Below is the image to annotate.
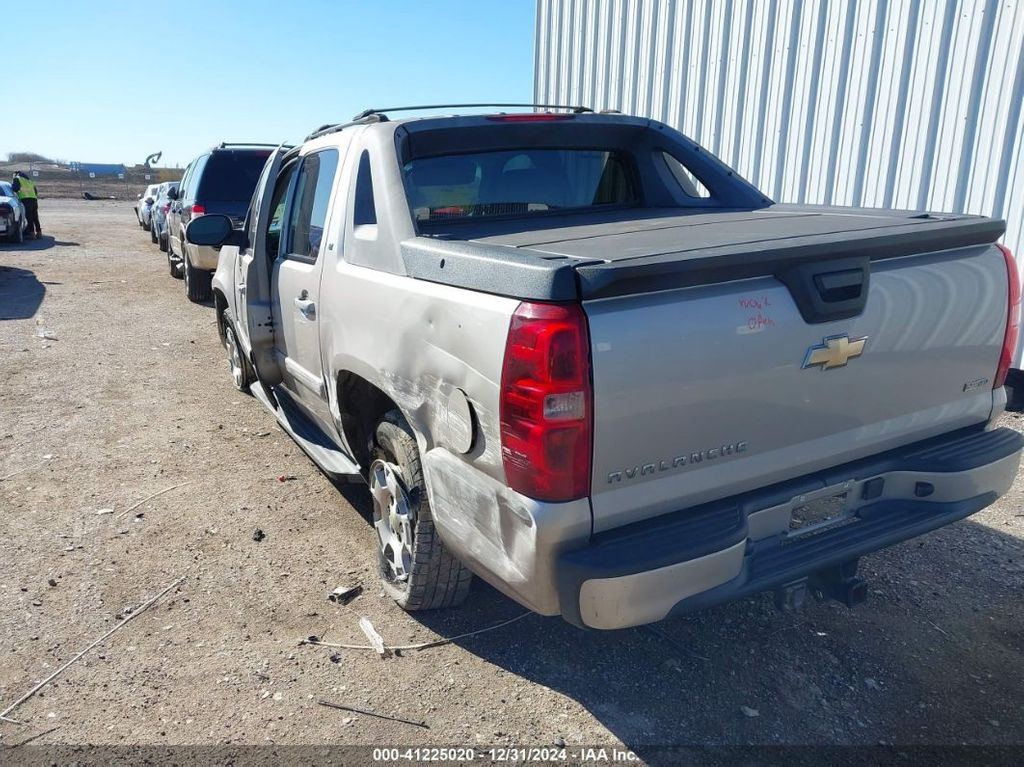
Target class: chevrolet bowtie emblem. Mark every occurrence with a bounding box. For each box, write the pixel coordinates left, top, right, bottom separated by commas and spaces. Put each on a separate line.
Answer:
802, 334, 867, 370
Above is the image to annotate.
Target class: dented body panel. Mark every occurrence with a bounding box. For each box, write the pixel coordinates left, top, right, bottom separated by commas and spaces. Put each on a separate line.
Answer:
208, 112, 1021, 630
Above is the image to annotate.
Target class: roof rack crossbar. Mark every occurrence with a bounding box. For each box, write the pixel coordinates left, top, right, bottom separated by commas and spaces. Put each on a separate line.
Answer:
351, 103, 593, 120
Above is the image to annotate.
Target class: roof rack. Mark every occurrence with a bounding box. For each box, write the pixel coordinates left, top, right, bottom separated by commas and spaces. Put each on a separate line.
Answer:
303, 113, 387, 143
215, 142, 285, 149
351, 103, 594, 121
303, 103, 596, 145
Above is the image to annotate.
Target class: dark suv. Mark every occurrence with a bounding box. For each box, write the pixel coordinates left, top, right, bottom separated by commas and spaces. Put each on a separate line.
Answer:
167, 144, 273, 301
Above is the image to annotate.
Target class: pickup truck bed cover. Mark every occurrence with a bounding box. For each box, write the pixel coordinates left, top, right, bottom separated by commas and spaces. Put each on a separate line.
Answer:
402, 206, 1005, 301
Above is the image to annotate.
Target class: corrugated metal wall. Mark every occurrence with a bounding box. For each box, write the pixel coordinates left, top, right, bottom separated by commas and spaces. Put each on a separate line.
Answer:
534, 0, 1024, 264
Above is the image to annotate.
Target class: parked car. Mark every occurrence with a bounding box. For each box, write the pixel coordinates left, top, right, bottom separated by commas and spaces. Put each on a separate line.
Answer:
0, 180, 26, 243
135, 183, 160, 228
188, 108, 1022, 630
150, 181, 179, 250
167, 144, 274, 301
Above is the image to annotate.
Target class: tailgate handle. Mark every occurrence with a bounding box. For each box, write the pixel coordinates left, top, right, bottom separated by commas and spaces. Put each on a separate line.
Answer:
814, 269, 864, 303
776, 256, 870, 325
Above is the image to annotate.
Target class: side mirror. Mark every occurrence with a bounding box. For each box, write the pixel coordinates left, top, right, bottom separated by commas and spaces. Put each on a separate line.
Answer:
186, 214, 244, 248
137, 193, 143, 200
145, 197, 155, 205
167, 188, 178, 201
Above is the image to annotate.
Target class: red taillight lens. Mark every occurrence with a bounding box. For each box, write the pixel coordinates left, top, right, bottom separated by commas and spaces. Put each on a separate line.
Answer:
162, 203, 170, 214
486, 113, 575, 122
191, 203, 206, 216
995, 244, 1020, 389
500, 302, 592, 502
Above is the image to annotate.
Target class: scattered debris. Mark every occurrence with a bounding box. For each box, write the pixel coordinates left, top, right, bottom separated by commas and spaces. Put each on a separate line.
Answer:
328, 585, 362, 605
252, 528, 266, 542
35, 330, 58, 341
865, 677, 881, 690
317, 700, 428, 729
740, 705, 760, 718
554, 736, 566, 747
47, 579, 57, 588
95, 508, 114, 516
277, 475, 297, 483
359, 617, 389, 658
299, 611, 532, 654
0, 457, 52, 483
0, 576, 185, 724
113, 481, 193, 520
927, 620, 951, 638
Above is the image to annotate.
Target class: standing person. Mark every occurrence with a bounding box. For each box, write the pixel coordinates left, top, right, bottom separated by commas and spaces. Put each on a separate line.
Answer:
12, 171, 41, 239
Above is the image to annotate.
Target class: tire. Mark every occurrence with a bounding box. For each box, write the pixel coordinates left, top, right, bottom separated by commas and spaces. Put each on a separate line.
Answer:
150, 220, 158, 244
158, 232, 168, 253
370, 410, 472, 610
9, 216, 24, 244
183, 252, 212, 302
167, 232, 183, 278
223, 319, 255, 392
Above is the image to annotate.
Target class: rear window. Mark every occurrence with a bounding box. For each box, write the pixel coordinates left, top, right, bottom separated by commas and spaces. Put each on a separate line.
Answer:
403, 148, 636, 221
197, 150, 271, 202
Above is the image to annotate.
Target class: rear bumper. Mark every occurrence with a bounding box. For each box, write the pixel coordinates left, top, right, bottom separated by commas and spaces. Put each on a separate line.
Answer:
189, 244, 220, 271
558, 426, 1023, 629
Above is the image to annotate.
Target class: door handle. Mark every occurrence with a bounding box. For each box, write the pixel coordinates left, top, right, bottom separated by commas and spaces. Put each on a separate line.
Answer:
294, 294, 316, 320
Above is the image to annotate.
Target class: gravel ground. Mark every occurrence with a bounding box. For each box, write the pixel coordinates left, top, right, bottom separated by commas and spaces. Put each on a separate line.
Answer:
1, 200, 1023, 760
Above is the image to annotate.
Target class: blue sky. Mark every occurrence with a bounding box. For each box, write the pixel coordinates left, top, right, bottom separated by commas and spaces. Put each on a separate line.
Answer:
6, 0, 536, 168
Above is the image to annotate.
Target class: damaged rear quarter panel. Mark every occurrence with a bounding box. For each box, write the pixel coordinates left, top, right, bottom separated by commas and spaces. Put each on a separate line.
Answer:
318, 261, 592, 609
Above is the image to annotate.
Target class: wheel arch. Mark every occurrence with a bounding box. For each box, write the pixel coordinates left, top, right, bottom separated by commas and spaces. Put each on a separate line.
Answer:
213, 289, 229, 344
335, 370, 405, 475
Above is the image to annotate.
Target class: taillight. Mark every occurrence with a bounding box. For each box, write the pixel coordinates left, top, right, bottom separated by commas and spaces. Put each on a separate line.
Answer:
499, 302, 592, 502
162, 203, 170, 214
191, 204, 206, 216
995, 244, 1020, 389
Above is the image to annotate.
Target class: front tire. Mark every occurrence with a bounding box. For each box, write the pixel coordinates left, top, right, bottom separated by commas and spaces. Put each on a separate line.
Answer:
150, 220, 158, 244
370, 411, 472, 611
167, 233, 183, 278
9, 217, 24, 244
223, 320, 255, 392
183, 252, 212, 302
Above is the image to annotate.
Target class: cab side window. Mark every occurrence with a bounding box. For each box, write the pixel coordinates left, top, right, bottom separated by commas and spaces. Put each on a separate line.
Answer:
186, 155, 209, 200
244, 158, 276, 247
177, 164, 193, 199
284, 149, 339, 262
266, 161, 298, 259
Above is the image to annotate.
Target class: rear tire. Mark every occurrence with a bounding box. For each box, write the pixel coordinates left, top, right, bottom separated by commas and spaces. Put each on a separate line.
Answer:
159, 232, 168, 253
150, 220, 158, 244
184, 253, 212, 302
370, 410, 472, 611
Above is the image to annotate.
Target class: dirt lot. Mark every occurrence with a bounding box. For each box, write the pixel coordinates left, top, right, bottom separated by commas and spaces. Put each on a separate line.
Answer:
1, 200, 1023, 760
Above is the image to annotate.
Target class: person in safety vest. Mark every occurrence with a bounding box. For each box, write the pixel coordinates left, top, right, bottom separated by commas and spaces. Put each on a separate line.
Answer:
11, 171, 41, 239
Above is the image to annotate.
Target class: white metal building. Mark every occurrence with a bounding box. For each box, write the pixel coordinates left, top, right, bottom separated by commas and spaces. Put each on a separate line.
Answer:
534, 0, 1024, 266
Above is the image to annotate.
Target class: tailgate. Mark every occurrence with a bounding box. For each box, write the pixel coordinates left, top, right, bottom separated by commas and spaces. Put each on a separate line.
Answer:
583, 242, 1008, 532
